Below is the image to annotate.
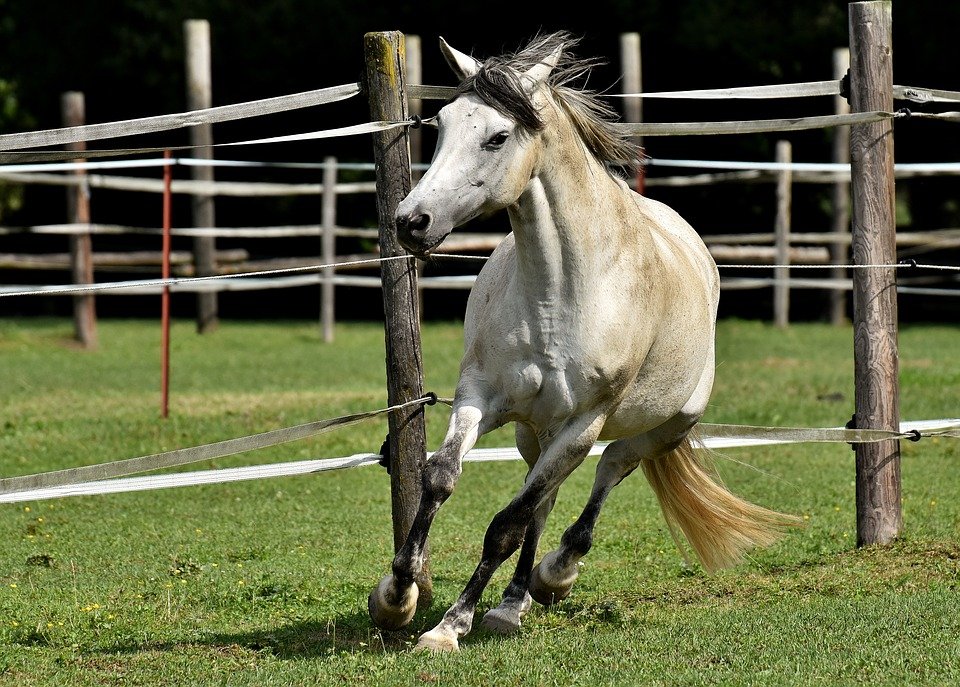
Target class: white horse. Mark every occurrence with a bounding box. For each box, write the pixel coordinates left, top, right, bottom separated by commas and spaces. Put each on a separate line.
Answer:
369, 32, 796, 652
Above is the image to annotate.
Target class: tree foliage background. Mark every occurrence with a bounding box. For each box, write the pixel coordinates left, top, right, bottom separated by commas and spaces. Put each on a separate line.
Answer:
0, 0, 957, 318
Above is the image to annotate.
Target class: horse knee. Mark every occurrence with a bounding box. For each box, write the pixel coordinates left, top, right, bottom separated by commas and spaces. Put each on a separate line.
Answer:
422, 458, 461, 503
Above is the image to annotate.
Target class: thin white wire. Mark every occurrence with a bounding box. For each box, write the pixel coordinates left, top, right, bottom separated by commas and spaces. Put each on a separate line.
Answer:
432, 254, 960, 272
0, 254, 413, 298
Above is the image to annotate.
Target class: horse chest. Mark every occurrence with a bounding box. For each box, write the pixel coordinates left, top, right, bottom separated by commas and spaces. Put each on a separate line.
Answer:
478, 322, 624, 425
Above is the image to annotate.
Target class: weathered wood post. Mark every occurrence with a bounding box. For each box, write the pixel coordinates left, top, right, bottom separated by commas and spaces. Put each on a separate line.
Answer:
403, 34, 426, 320
404, 34, 423, 178
364, 31, 432, 602
161, 150, 173, 419
830, 47, 852, 325
320, 156, 337, 343
848, 1, 901, 546
774, 140, 792, 328
184, 19, 219, 333
619, 33, 644, 193
61, 91, 97, 349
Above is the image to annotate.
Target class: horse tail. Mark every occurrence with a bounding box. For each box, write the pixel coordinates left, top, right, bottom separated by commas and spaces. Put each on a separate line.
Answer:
640, 427, 801, 573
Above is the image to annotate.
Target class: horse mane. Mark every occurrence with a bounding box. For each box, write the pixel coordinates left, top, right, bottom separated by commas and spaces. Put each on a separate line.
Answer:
454, 32, 642, 173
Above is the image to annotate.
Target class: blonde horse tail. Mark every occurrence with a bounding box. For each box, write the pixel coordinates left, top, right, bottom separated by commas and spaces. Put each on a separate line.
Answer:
640, 427, 801, 573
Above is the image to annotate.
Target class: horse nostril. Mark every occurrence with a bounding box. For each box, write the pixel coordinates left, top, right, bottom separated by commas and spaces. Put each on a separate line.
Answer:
397, 212, 431, 237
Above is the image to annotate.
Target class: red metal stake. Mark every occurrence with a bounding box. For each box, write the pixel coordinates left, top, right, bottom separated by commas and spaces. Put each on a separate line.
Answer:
161, 150, 172, 418
635, 164, 646, 196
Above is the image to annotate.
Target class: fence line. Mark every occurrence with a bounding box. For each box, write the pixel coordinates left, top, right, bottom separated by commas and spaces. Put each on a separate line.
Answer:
0, 25, 956, 558
0, 41, 956, 337
0, 223, 382, 239
3, 415, 957, 504
2, 251, 956, 299
2, 83, 955, 161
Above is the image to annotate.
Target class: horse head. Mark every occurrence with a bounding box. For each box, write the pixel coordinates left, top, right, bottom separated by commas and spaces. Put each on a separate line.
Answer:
394, 37, 561, 257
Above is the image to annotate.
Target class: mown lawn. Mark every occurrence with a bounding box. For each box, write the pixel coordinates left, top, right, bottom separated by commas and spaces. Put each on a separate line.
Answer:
0, 317, 958, 686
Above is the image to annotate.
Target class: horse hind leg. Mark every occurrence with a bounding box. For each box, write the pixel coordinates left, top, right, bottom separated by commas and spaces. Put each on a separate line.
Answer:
529, 412, 702, 605
528, 436, 646, 605
529, 415, 801, 607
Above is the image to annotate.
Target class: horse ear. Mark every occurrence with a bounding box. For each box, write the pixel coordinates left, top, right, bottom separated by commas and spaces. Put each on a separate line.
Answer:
520, 45, 563, 92
439, 36, 480, 81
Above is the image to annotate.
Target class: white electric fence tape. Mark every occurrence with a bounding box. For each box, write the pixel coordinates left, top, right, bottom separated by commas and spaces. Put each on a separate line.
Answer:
0, 77, 955, 162
1, 419, 957, 504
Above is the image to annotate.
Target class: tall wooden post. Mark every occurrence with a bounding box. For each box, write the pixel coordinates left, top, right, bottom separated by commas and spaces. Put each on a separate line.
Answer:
403, 34, 426, 320
320, 156, 337, 343
161, 151, 173, 419
774, 140, 792, 328
364, 31, 432, 602
830, 47, 852, 325
61, 92, 97, 349
619, 33, 644, 193
184, 19, 218, 333
848, 1, 901, 546
404, 34, 423, 178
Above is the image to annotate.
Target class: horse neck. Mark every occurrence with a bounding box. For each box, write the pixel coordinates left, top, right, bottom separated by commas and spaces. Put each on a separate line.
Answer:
507, 122, 642, 302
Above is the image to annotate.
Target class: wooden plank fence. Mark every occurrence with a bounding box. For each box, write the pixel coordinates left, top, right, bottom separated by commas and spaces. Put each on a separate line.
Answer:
1, 23, 957, 345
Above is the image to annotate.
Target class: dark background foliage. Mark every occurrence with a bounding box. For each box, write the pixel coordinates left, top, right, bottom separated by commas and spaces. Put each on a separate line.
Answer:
0, 1, 957, 321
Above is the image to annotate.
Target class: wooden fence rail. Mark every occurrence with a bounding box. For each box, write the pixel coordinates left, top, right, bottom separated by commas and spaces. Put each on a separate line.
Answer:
1, 26, 957, 343
3, 145, 959, 337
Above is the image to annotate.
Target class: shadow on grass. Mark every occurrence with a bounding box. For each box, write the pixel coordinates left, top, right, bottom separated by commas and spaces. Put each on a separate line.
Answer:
103, 603, 520, 659
90, 540, 960, 661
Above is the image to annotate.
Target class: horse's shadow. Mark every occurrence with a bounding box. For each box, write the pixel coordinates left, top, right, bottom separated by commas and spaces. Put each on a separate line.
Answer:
108, 605, 514, 659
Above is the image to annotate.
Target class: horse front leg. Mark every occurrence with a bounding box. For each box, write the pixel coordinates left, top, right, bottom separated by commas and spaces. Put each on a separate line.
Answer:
368, 403, 484, 631
415, 411, 606, 652
481, 422, 553, 635
479, 492, 556, 634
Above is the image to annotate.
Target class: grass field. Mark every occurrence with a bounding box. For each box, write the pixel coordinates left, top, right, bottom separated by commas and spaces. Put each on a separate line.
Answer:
1, 317, 958, 686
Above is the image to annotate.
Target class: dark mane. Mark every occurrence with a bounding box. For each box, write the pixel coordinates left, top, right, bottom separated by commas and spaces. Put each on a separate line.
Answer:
453, 32, 641, 172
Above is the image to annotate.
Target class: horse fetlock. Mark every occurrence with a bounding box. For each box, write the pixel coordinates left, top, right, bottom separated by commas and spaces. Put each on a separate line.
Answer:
529, 551, 580, 606
368, 574, 419, 631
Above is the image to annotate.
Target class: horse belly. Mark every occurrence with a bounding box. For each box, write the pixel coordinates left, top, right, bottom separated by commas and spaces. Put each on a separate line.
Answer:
598, 343, 709, 441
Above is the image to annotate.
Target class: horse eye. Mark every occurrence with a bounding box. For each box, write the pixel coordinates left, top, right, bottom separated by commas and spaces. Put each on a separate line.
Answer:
484, 132, 509, 149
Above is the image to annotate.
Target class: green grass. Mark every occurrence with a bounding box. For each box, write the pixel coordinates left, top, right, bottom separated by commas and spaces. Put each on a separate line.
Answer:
0, 317, 958, 686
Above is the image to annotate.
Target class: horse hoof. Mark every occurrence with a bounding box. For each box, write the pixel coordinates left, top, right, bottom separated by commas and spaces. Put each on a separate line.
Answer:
529, 556, 577, 607
481, 606, 523, 635
368, 575, 419, 630
414, 629, 459, 653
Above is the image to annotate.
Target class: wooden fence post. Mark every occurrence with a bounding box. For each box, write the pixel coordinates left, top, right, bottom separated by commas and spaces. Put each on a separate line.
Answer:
848, 1, 901, 546
403, 34, 426, 320
61, 91, 97, 349
321, 156, 337, 343
185, 19, 219, 333
830, 47, 852, 325
619, 32, 644, 193
774, 140, 792, 327
404, 34, 423, 177
364, 31, 432, 603
161, 150, 173, 419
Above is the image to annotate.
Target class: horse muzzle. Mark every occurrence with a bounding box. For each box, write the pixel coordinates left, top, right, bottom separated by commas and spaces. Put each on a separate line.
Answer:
395, 211, 451, 257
